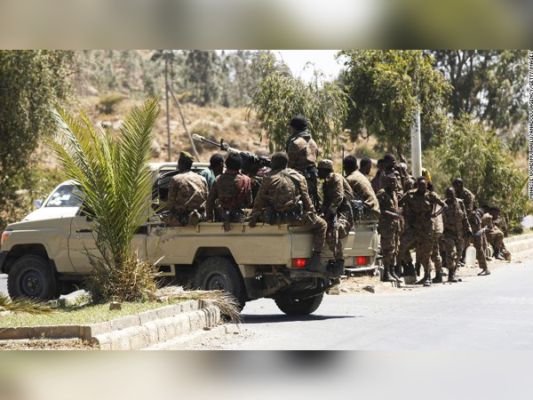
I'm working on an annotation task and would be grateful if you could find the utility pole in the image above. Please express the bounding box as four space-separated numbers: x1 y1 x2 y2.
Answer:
164 57 171 162
411 106 422 177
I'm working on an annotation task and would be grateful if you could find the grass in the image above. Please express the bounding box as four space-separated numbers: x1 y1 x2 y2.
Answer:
0 301 167 328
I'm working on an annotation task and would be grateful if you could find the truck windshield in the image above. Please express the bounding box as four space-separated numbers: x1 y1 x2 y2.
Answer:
44 184 84 208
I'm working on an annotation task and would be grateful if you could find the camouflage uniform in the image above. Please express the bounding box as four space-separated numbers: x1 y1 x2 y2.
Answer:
321 172 354 260
399 189 445 279
441 198 470 280
251 168 326 252
377 188 400 267
166 171 208 226
345 170 380 220
285 130 320 209
206 171 253 228
485 214 510 260
469 209 489 271
430 212 444 276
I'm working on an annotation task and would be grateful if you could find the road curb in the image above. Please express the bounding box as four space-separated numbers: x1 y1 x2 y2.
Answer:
0 300 222 350
504 235 533 255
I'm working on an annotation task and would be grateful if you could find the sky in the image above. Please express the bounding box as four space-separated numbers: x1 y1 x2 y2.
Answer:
274 50 343 82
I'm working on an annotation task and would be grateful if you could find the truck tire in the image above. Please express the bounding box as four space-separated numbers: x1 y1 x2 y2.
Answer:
275 292 324 316
192 257 246 309
7 255 58 301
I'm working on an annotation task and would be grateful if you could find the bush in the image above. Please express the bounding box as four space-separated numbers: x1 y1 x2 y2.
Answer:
97 93 126 114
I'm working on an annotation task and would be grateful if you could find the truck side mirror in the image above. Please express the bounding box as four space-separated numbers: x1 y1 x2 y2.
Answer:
34 199 43 209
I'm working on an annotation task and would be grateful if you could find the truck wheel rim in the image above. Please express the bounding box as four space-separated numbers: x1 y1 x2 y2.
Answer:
21 271 42 297
205 274 227 291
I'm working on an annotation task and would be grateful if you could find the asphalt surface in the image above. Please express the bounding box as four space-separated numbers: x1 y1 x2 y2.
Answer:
176 254 533 350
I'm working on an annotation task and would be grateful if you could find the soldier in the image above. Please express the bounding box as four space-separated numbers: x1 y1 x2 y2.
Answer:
285 115 320 210
199 153 224 190
440 187 471 282
359 157 373 178
206 153 253 231
452 178 476 263
487 207 511 260
343 155 380 220
376 174 402 282
371 159 385 194
166 151 208 227
427 181 444 283
241 151 271 202
399 177 447 286
249 152 328 274
469 207 490 275
317 159 354 275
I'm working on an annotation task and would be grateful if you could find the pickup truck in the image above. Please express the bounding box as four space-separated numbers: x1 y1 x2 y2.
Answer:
0 162 379 315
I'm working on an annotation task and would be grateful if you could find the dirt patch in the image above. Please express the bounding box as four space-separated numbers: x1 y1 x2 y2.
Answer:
0 338 96 351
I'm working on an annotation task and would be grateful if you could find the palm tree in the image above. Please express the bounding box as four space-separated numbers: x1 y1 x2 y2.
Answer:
50 99 160 301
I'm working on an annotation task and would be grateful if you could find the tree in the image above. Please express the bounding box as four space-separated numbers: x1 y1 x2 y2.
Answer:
428 116 530 230
182 50 224 106
430 50 528 131
0 50 72 228
252 63 348 155
50 99 160 302
339 50 451 155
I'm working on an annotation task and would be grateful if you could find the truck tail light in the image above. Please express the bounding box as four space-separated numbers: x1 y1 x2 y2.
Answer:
292 258 309 269
1 231 10 247
355 256 369 266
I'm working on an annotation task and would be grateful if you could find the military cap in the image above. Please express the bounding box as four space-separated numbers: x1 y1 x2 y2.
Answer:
179 151 194 162
317 159 334 171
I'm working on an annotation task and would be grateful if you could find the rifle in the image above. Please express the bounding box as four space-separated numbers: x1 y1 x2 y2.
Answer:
192 133 271 169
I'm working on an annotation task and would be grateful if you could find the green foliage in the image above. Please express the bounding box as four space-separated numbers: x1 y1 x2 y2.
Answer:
430 50 528 131
431 116 530 228
97 93 127 114
339 50 451 155
50 99 160 302
0 50 72 228
252 66 348 155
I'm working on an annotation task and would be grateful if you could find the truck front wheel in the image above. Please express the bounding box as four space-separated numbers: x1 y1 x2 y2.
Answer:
192 257 246 309
275 292 324 316
7 255 58 301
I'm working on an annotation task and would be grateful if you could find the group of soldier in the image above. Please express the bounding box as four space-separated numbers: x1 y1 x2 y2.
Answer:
162 114 511 282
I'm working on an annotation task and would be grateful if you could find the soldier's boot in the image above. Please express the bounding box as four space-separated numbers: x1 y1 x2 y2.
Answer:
307 252 323 272
328 259 345 277
415 262 421 277
389 265 401 283
448 268 458 282
432 271 443 283
503 249 512 261
416 270 431 286
403 261 416 277
394 264 403 278
478 267 491 276
381 265 392 282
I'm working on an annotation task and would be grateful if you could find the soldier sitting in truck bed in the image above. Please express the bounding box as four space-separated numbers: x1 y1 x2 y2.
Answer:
249 152 327 273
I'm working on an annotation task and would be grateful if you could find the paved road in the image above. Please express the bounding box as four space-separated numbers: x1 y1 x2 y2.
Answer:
177 255 533 350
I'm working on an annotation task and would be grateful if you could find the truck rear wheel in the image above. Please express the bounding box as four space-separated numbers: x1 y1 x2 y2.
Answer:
7 255 58 301
192 256 246 309
275 292 324 316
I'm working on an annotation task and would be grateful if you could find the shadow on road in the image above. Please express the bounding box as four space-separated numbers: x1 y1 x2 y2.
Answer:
241 314 357 324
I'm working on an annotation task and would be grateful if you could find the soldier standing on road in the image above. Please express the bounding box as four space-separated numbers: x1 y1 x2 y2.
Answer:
399 177 447 286
343 155 380 220
428 181 444 283
199 153 224 190
470 207 491 275
285 115 320 210
376 174 402 283
452 178 476 263
441 187 471 282
249 152 328 274
206 153 253 231
317 159 354 276
166 151 208 227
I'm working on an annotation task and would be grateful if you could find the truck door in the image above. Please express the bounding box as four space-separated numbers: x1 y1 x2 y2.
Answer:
68 215 99 273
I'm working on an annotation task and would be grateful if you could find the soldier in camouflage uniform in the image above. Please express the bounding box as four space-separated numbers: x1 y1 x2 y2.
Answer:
377 174 402 282
206 153 253 231
486 207 511 261
399 177 447 286
440 187 471 282
285 115 320 210
317 159 354 275
166 152 208 227
249 152 328 273
371 159 384 194
469 207 490 275
343 155 380 220
452 178 476 264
